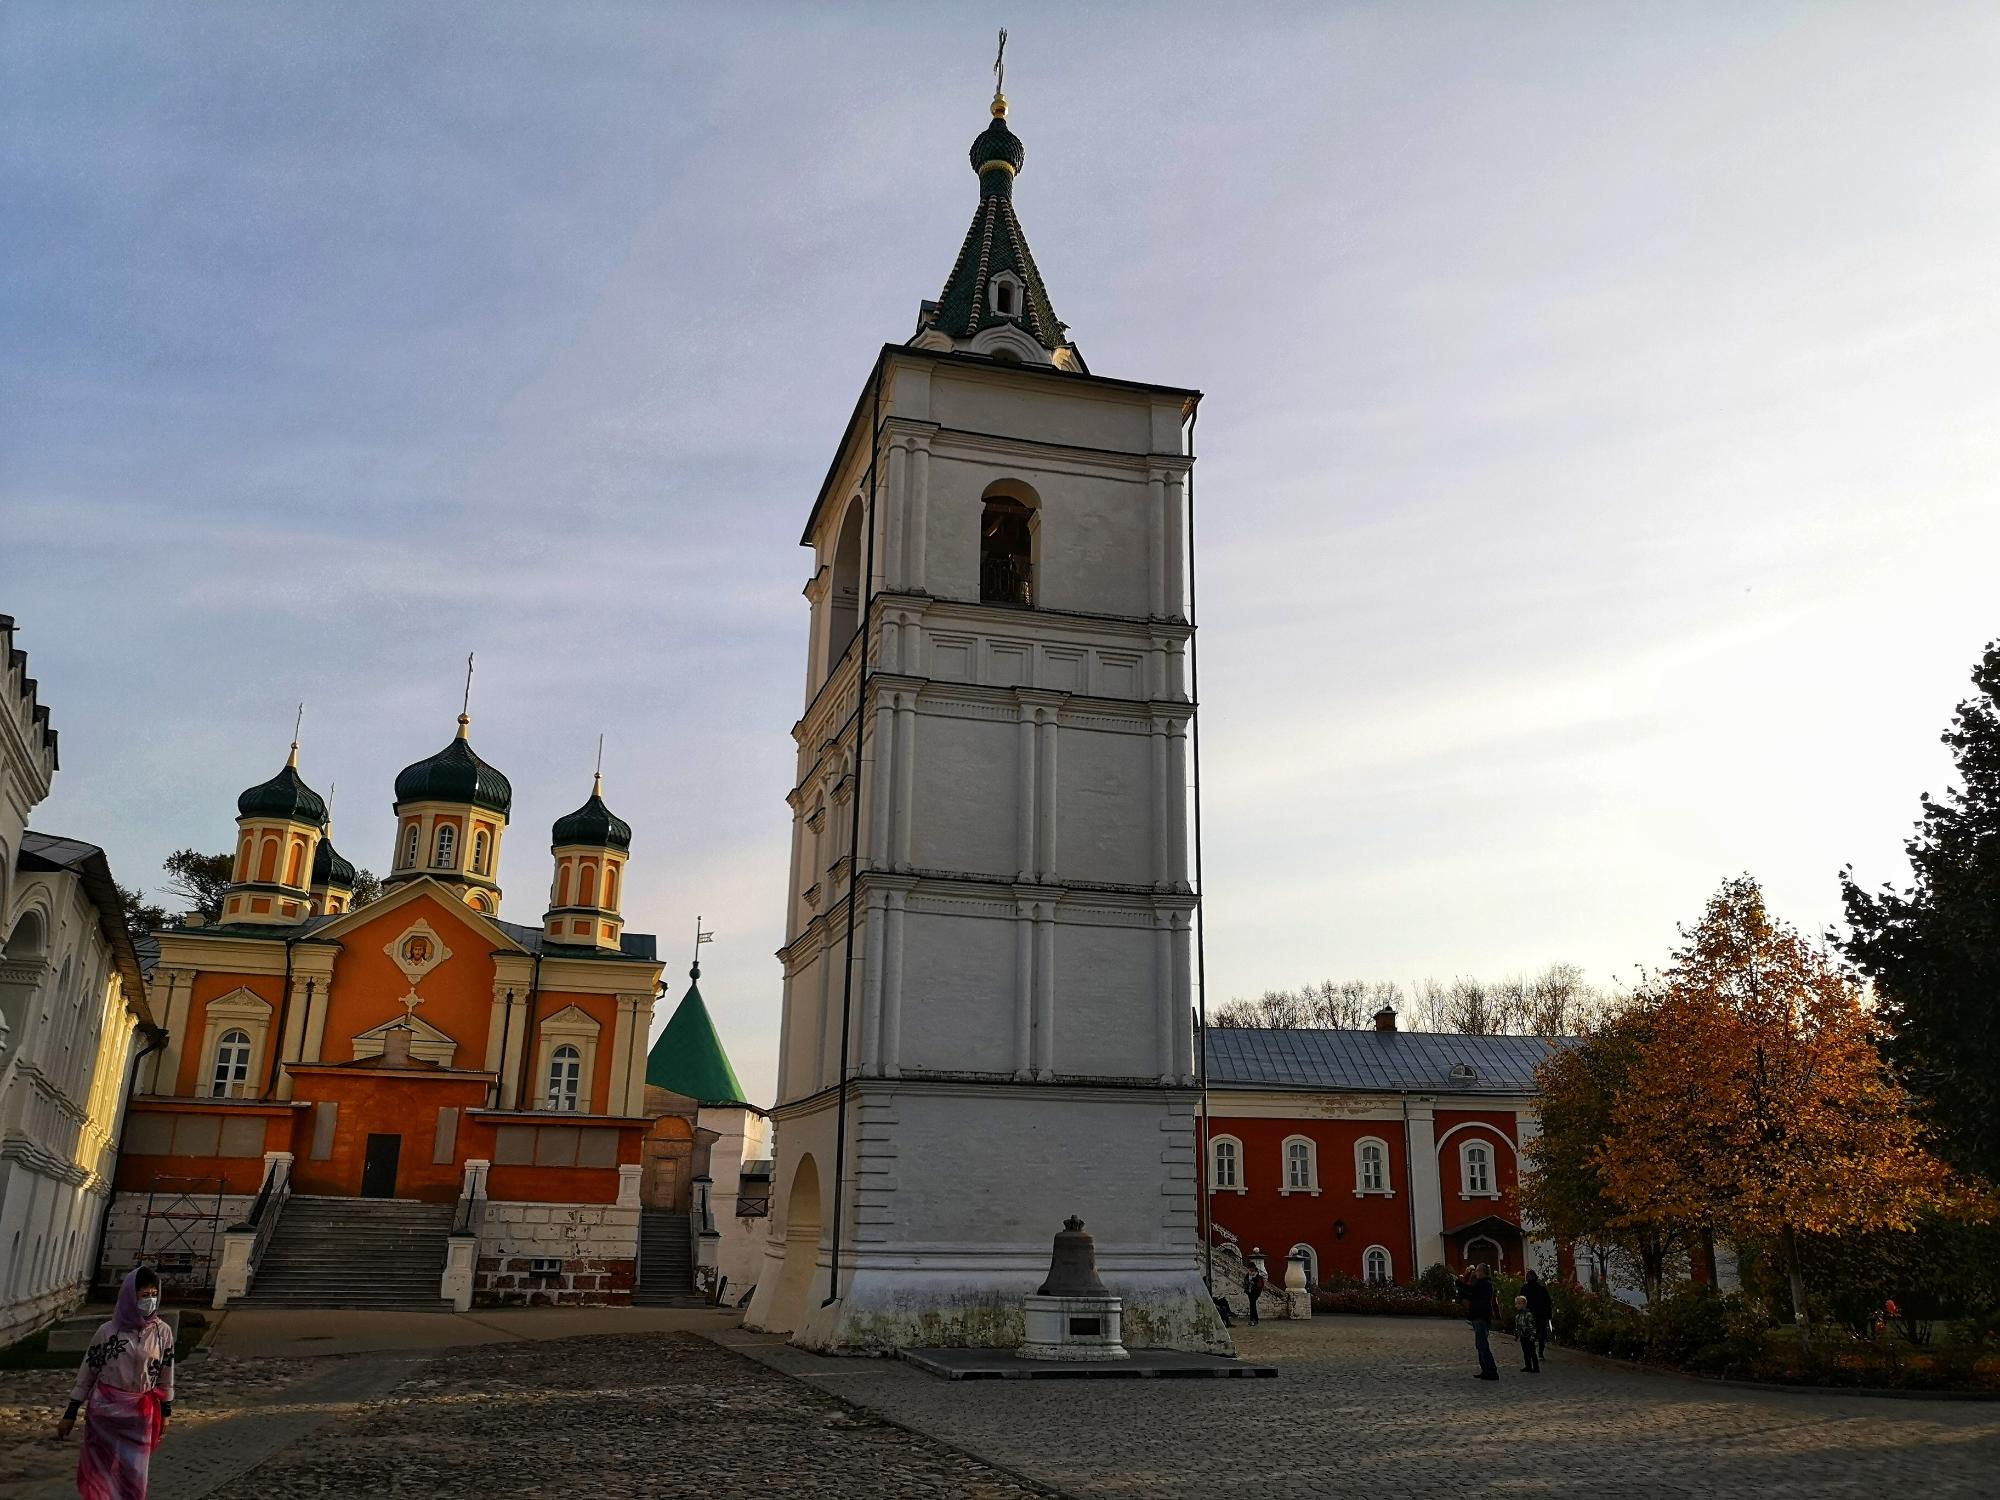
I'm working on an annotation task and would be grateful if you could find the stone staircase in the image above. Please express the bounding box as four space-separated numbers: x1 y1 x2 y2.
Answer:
241 1196 456 1310
633 1208 700 1306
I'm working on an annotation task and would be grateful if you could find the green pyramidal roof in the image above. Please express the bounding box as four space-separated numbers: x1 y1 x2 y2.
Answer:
646 965 750 1106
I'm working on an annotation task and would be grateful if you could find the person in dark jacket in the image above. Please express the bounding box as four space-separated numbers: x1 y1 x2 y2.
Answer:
1522 1269 1553 1360
1456 1262 1500 1379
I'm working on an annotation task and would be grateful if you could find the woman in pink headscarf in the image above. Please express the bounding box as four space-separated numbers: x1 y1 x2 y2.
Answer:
51 1266 175 1499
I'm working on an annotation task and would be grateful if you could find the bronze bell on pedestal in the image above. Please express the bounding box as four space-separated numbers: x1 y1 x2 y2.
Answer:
1037 1215 1111 1297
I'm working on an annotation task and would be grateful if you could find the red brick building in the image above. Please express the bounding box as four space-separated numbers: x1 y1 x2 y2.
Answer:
1202 1016 1557 1287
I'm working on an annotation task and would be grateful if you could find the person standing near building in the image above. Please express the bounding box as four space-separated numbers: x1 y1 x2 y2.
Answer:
1457 1262 1500 1380
1243 1257 1268 1327
1512 1294 1541 1372
1523 1268 1553 1361
52 1266 175 1498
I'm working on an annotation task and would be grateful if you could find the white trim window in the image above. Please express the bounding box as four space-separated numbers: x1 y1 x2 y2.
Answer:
1354 1136 1393 1196
1460 1140 1496 1198
1280 1135 1319 1196
1209 1135 1245 1193
210 1029 252 1098
403 825 419 868
434 824 457 869
1363 1245 1393 1285
472 829 490 876
546 1044 583 1112
1288 1248 1320 1296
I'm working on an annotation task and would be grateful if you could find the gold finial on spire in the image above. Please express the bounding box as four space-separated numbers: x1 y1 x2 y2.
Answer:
288 702 304 767
593 733 604 797
457 652 475 738
991 27 1008 117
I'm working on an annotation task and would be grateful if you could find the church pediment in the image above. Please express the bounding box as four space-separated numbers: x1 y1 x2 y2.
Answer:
308 876 530 957
352 1012 459 1068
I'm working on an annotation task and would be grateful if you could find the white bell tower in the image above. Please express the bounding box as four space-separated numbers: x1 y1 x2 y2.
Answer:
745 78 1226 1354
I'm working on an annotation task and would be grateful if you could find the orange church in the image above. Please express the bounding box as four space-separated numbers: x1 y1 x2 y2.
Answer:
104 710 673 1309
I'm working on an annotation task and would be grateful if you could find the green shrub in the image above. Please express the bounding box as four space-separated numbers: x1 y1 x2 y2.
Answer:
1416 1262 1458 1302
1643 1285 1731 1364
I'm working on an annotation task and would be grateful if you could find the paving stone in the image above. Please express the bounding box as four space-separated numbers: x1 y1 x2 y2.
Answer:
726 1316 2000 1499
204 1333 1048 1499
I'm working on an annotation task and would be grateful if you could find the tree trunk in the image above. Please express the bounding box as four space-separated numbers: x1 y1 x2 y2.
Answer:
1700 1228 1719 1288
1780 1223 1810 1350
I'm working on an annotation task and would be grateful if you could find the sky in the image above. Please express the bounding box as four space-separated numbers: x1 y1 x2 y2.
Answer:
5 3 1998 1106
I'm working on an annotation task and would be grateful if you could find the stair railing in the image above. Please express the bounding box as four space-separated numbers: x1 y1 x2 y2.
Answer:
244 1158 292 1276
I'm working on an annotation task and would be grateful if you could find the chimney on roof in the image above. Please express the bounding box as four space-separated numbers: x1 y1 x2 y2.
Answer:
1374 1006 1397 1033
379 1024 414 1068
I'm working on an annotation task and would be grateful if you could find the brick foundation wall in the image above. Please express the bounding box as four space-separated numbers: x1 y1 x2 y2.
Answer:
471 1201 638 1307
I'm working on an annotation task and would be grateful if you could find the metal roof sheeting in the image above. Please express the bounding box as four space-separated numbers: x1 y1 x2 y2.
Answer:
1205 1027 1559 1095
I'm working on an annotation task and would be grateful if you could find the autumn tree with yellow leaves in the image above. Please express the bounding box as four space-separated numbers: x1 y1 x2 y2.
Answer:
1598 876 1957 1346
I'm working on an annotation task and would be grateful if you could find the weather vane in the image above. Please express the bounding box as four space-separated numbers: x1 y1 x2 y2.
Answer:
993 27 1007 101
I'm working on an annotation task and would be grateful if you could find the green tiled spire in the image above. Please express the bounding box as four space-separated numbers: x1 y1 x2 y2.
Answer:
916 96 1073 359
646 963 751 1106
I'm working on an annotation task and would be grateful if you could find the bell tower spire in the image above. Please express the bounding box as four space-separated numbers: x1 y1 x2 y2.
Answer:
909 36 1086 372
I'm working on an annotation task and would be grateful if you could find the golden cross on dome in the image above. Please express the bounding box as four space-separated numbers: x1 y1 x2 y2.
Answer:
993 28 1007 102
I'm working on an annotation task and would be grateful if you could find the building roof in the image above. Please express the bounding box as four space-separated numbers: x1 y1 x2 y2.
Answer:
236 752 327 825
394 715 512 816
550 775 631 851
1204 1027 1559 1096
162 908 657 963
645 964 751 1106
18 831 149 1014
915 101 1073 360
310 834 355 890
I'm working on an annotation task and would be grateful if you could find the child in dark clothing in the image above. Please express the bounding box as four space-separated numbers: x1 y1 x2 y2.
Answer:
1513 1294 1540 1372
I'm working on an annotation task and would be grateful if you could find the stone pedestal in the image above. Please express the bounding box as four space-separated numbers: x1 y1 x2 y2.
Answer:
441 1235 476 1312
1019 1293 1130 1361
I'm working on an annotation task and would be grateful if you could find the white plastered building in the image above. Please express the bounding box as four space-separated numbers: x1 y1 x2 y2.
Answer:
742 90 1227 1354
0 615 157 1345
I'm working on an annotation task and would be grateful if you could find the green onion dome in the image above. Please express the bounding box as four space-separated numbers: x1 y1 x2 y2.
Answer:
237 749 328 825
970 100 1024 191
551 775 631 851
311 834 355 891
394 715 512 816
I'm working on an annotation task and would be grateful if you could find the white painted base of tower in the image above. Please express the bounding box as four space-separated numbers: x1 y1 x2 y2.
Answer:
742 1079 1233 1356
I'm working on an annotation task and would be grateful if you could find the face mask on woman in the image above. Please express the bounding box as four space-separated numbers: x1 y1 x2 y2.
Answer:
137 1295 159 1318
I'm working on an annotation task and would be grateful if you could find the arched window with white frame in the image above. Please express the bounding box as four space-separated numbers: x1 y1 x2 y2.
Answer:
211 1029 252 1098
403 824 420 868
1209 1134 1244 1193
1460 1139 1495 1197
546 1044 583 1112
1354 1135 1392 1196
434 824 457 869
1364 1245 1393 1285
1280 1135 1319 1195
472 829 490 876
1288 1243 1318 1287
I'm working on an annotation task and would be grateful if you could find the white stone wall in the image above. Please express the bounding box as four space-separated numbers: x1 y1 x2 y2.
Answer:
754 349 1215 1353
96 1191 257 1303
697 1104 773 1300
2 860 149 1342
472 1200 639 1306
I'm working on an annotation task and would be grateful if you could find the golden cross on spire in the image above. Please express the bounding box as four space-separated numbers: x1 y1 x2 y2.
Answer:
993 27 1007 100
288 702 304 767
461 652 475 717
593 733 605 795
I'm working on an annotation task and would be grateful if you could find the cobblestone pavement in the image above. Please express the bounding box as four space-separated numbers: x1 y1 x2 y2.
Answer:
201 1333 1048 1499
728 1318 2000 1499
0 1351 335 1497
